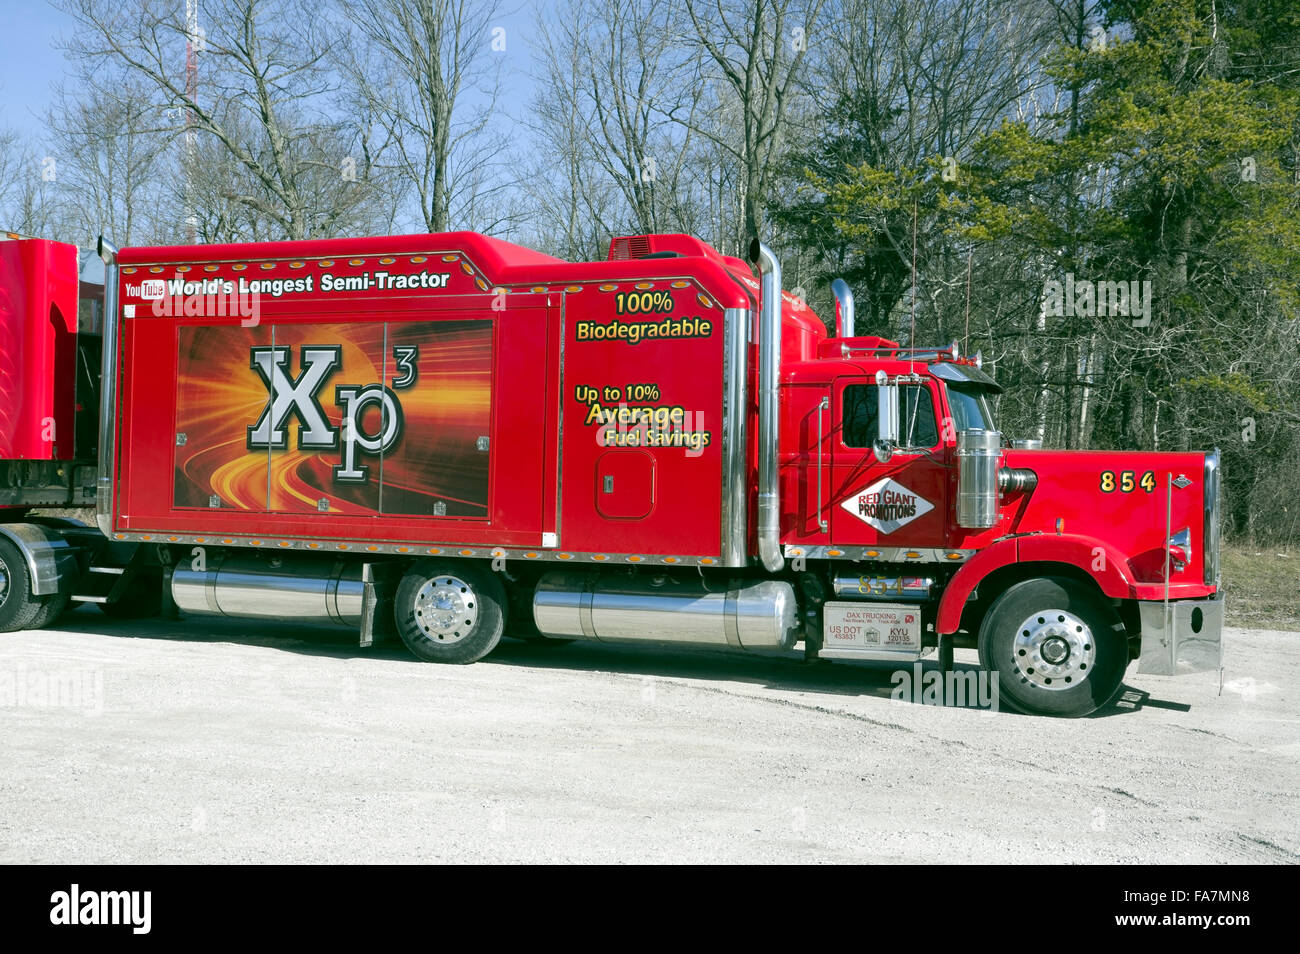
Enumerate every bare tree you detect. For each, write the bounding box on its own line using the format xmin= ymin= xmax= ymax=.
xmin=59 ymin=0 xmax=386 ymax=241
xmin=340 ymin=0 xmax=511 ymax=233
xmin=680 ymin=0 xmax=827 ymax=249
xmin=43 ymin=78 xmax=171 ymax=245
xmin=0 ymin=130 xmax=63 ymax=239
xmin=523 ymin=3 xmax=619 ymax=258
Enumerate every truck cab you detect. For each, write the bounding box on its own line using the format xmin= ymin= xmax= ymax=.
xmin=767 ymin=270 xmax=1222 ymax=715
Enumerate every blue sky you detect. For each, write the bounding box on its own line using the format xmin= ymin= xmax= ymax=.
xmin=0 ymin=2 xmax=73 ymax=138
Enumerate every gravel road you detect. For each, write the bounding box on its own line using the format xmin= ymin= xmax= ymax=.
xmin=2 ymin=609 xmax=1296 ymax=863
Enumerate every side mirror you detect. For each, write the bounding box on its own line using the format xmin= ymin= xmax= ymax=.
xmin=874 ymin=369 xmax=898 ymax=463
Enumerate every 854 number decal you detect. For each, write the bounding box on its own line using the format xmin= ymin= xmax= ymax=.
xmin=1100 ymin=469 xmax=1156 ymax=493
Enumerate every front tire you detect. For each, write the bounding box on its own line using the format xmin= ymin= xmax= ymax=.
xmin=394 ymin=561 xmax=505 ymax=664
xmin=978 ymin=577 xmax=1128 ymax=717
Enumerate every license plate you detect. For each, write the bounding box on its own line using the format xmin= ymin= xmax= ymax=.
xmin=822 ymin=602 xmax=922 ymax=654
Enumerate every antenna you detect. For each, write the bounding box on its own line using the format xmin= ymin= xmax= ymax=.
xmin=185 ymin=0 xmax=199 ymax=244
xmin=910 ymin=200 xmax=917 ymax=350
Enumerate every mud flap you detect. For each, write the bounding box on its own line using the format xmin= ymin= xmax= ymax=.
xmin=1137 ymin=594 xmax=1224 ymax=676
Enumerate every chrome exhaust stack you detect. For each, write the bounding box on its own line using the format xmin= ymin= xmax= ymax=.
xmin=831 ymin=278 xmax=855 ymax=337
xmin=753 ymin=241 xmax=784 ymax=573
xmin=95 ymin=237 xmax=119 ymax=537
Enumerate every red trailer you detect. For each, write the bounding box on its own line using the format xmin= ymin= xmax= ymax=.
xmin=0 ymin=229 xmax=1223 ymax=716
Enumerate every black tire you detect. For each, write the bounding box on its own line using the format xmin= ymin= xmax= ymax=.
xmin=394 ymin=561 xmax=505 ymax=664
xmin=0 ymin=539 xmax=48 ymax=632
xmin=977 ymin=576 xmax=1128 ymax=717
xmin=29 ymin=593 xmax=72 ymax=629
xmin=97 ymin=573 xmax=162 ymax=620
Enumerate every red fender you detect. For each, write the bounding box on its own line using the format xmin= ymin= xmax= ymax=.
xmin=935 ymin=534 xmax=1137 ymax=634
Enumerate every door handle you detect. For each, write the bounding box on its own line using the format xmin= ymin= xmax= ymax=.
xmin=817 ymin=397 xmax=829 ymax=533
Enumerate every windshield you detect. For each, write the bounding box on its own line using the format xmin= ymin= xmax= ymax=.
xmin=946 ymin=383 xmax=998 ymax=433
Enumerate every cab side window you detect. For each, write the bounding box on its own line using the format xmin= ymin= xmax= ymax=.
xmin=842 ymin=384 xmax=939 ymax=450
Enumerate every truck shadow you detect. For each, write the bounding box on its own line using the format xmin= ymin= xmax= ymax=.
xmin=45 ymin=609 xmax=1165 ymax=717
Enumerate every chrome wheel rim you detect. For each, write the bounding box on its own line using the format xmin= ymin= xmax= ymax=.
xmin=1012 ymin=608 xmax=1095 ymax=691
xmin=0 ymin=557 xmax=8 ymax=609
xmin=413 ymin=575 xmax=478 ymax=643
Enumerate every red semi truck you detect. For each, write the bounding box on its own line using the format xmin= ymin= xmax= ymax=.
xmin=0 ymin=229 xmax=1222 ymax=716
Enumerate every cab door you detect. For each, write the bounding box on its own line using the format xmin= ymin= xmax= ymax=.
xmin=830 ymin=376 xmax=949 ymax=549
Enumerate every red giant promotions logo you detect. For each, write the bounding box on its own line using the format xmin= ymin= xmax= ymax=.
xmin=841 ymin=477 xmax=934 ymax=533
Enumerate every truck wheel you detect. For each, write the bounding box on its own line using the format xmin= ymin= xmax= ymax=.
xmin=977 ymin=577 xmax=1128 ymax=717
xmin=395 ymin=561 xmax=505 ymax=664
xmin=29 ymin=593 xmax=72 ymax=630
xmin=0 ymin=539 xmax=48 ymax=632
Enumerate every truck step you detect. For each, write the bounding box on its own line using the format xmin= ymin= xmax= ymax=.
xmin=71 ymin=564 xmax=136 ymax=603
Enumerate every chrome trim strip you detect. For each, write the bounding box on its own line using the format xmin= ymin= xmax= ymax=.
xmin=754 ymin=241 xmax=783 ymax=573
xmin=100 ymin=531 xmax=728 ymax=566
xmin=720 ymin=306 xmax=749 ymax=566
xmin=783 ymin=544 xmax=975 ymax=563
xmin=816 ymin=397 xmax=829 ymax=532
xmin=95 ymin=238 xmax=120 ymax=537
xmin=556 ymin=291 xmax=566 ymax=547
xmin=1204 ymin=448 xmax=1221 ymax=586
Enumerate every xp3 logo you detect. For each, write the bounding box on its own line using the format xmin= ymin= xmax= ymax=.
xmin=246 ymin=344 xmax=419 ymax=483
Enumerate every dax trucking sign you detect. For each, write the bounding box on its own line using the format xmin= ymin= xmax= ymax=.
xmin=821 ymin=602 xmax=922 ymax=659
xmin=171 ymin=320 xmax=492 ymax=517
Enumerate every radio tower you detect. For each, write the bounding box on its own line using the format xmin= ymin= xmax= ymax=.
xmin=184 ymin=0 xmax=199 ymax=243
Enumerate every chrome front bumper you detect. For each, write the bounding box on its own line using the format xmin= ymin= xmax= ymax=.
xmin=1137 ymin=593 xmax=1225 ymax=676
